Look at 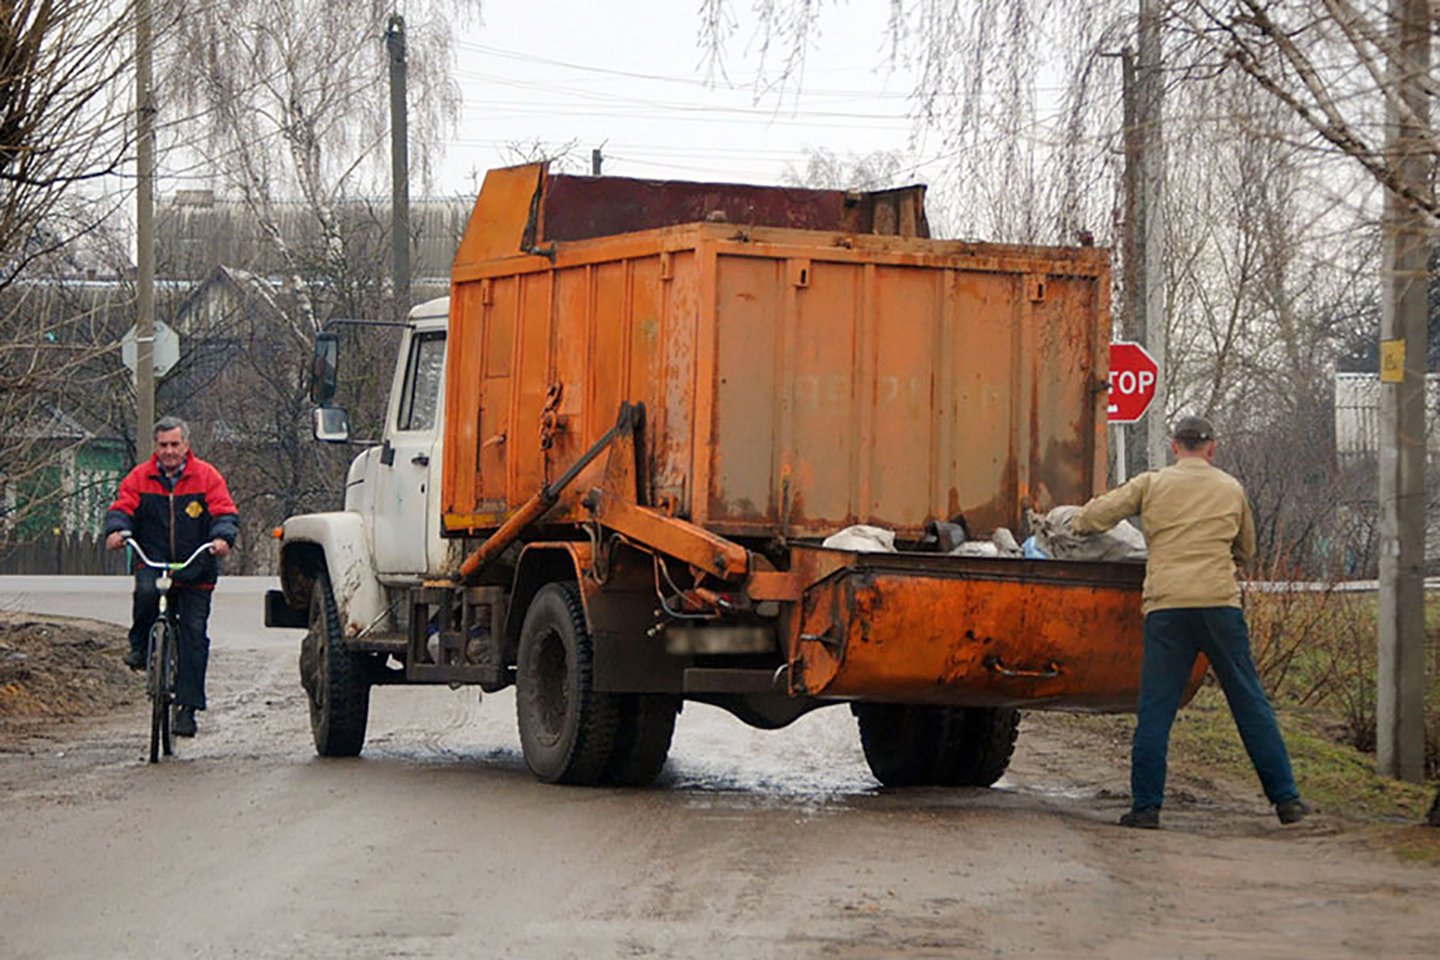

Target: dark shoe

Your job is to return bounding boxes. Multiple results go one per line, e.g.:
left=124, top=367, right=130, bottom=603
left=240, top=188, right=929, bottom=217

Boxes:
left=172, top=705, right=197, bottom=738
left=124, top=647, right=146, bottom=671
left=1276, top=799, right=1310, bottom=825
left=1119, top=807, right=1160, bottom=829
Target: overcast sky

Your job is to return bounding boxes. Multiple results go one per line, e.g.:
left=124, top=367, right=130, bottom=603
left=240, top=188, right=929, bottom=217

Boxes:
left=436, top=2, right=944, bottom=191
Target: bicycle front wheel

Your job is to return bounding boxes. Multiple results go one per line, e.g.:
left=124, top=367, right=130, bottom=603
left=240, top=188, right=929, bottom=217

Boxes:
left=147, top=619, right=176, bottom=762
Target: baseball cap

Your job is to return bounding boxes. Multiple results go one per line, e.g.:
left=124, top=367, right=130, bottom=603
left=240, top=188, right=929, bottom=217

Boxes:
left=1171, top=415, right=1216, bottom=442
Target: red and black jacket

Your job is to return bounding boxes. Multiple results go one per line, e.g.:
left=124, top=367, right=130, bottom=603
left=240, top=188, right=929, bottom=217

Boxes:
left=104, top=453, right=239, bottom=587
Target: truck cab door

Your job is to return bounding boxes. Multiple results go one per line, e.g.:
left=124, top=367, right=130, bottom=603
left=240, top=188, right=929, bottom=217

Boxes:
left=372, top=329, right=446, bottom=577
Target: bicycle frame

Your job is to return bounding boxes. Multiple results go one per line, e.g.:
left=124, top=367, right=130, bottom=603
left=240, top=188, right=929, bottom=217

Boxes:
left=121, top=535, right=213, bottom=762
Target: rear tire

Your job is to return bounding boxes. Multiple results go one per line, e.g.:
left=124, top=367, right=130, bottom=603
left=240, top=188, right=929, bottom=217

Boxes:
left=515, top=583, right=620, bottom=785
left=603, top=694, right=679, bottom=786
left=854, top=703, right=1020, bottom=787
left=299, top=571, right=371, bottom=757
left=932, top=707, right=1021, bottom=787
left=853, top=703, right=942, bottom=786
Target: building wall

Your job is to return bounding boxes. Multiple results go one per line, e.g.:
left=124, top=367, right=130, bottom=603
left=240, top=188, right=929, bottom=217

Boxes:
left=1333, top=372, right=1440, bottom=459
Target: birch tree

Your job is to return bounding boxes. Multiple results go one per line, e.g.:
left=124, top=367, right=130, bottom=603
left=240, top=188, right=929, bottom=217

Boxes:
left=158, top=0, right=480, bottom=344
left=0, top=1, right=138, bottom=538
left=0, top=0, right=136, bottom=290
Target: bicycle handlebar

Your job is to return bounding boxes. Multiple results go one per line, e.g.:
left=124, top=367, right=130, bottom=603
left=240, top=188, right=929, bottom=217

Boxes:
left=119, top=533, right=214, bottom=573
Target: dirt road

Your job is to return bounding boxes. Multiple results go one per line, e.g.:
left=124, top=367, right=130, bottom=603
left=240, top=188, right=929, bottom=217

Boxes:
left=2, top=579, right=1438, bottom=959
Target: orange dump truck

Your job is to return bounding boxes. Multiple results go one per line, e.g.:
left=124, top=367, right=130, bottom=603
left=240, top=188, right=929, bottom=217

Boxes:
left=270, top=162, right=1178, bottom=788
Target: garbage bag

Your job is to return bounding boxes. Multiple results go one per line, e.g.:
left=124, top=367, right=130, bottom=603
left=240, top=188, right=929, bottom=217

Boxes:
left=1028, top=505, right=1147, bottom=562
left=821, top=524, right=897, bottom=553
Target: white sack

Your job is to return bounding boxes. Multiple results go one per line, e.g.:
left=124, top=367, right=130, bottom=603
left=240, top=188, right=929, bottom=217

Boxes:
left=821, top=524, right=897, bottom=553
left=1028, top=505, right=1147, bottom=562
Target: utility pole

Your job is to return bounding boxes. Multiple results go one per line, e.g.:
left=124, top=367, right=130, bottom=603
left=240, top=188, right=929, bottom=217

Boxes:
left=387, top=14, right=411, bottom=323
left=1376, top=0, right=1430, bottom=783
left=1138, top=0, right=1167, bottom=470
left=134, top=0, right=156, bottom=461
left=1119, top=46, right=1142, bottom=482
left=1115, top=0, right=1167, bottom=478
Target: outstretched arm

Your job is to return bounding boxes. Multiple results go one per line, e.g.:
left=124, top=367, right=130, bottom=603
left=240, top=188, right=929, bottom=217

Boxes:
left=1072, top=474, right=1150, bottom=536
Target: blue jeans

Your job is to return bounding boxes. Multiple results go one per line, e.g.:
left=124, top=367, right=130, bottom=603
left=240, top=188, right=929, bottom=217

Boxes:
left=1131, top=607, right=1298, bottom=811
left=129, top=570, right=214, bottom=710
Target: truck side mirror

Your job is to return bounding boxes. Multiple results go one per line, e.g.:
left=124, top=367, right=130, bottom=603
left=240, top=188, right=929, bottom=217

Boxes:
left=310, top=331, right=340, bottom=405
left=312, top=405, right=351, bottom=443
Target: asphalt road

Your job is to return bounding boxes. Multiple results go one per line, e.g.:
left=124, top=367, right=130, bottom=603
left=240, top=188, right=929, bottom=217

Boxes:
left=2, top=575, right=1438, bottom=959
left=0, top=574, right=296, bottom=650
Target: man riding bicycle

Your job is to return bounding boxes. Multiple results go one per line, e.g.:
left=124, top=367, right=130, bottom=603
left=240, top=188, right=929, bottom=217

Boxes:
left=105, top=416, right=239, bottom=737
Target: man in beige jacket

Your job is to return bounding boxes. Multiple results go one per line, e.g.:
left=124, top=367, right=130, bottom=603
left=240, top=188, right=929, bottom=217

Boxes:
left=1074, top=415, right=1306, bottom=829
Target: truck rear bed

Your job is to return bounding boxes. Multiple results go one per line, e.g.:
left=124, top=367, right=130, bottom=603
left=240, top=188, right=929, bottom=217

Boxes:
left=788, top=548, right=1197, bottom=712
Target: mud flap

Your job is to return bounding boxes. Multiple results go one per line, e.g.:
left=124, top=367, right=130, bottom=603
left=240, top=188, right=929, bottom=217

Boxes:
left=265, top=589, right=309, bottom=628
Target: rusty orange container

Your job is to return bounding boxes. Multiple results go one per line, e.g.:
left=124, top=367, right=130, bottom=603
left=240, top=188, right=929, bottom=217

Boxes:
left=442, top=164, right=1111, bottom=541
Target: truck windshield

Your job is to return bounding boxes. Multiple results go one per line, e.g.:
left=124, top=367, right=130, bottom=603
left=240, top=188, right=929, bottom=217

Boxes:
left=397, top=332, right=445, bottom=432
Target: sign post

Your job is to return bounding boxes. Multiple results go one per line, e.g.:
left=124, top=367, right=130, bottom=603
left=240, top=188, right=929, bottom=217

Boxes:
left=1107, top=341, right=1160, bottom=483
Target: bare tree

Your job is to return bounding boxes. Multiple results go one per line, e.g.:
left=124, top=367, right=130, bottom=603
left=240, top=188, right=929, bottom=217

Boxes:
left=103, top=3, right=482, bottom=557
left=1182, top=1, right=1438, bottom=224
left=782, top=146, right=909, bottom=189
left=0, top=2, right=140, bottom=540
left=501, top=137, right=586, bottom=172
left=702, top=1, right=1130, bottom=244
left=0, top=1, right=136, bottom=290
left=702, top=2, right=1437, bottom=223
left=699, top=3, right=1427, bottom=561
left=158, top=0, right=480, bottom=343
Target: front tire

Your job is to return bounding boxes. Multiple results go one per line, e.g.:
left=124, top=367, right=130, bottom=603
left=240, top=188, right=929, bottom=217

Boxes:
left=299, top=570, right=371, bottom=757
left=147, top=619, right=175, bottom=763
left=515, top=583, right=620, bottom=785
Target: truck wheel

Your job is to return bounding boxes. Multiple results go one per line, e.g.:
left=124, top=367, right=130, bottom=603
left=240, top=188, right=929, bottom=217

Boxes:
left=299, top=570, right=371, bottom=757
left=603, top=694, right=679, bottom=786
left=515, top=583, right=620, bottom=785
left=932, top=707, right=1021, bottom=787
left=853, top=703, right=945, bottom=786
left=854, top=704, right=1020, bottom=787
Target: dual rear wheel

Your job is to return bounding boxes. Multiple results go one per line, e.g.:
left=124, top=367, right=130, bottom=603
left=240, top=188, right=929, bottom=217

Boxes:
left=853, top=702, right=1020, bottom=787
left=515, top=583, right=678, bottom=786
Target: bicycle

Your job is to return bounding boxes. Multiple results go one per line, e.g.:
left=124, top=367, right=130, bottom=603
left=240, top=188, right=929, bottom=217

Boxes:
left=120, top=535, right=214, bottom=763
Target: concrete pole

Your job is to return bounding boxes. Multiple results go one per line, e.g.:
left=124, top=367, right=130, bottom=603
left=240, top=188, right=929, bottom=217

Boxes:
left=135, top=0, right=155, bottom=461
left=1376, top=0, right=1430, bottom=783
left=386, top=14, right=411, bottom=323
left=1138, top=0, right=1167, bottom=469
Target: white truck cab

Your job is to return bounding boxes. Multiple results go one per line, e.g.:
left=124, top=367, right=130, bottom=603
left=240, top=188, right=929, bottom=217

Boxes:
left=266, top=297, right=456, bottom=643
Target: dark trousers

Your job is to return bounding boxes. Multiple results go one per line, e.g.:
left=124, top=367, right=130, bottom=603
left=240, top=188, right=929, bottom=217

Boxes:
left=1131, top=606, right=1299, bottom=812
left=128, top=570, right=214, bottom=710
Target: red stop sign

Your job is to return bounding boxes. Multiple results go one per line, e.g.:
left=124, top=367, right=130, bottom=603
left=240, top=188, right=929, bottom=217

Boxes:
left=1108, top=341, right=1159, bottom=423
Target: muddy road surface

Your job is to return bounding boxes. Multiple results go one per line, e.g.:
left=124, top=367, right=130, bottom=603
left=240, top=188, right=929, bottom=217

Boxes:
left=2, top=576, right=1438, bottom=959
